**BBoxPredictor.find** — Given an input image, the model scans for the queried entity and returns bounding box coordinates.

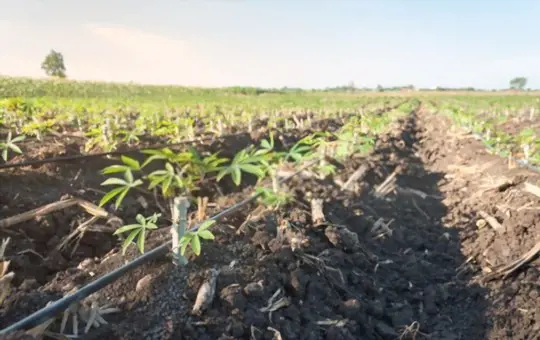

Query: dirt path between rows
[2,106,540,340]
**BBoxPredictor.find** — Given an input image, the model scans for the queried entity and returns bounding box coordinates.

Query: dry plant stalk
[56,216,101,253]
[374,167,400,197]
[478,210,504,234]
[0,237,14,306]
[267,327,283,340]
[197,197,209,222]
[237,205,269,235]
[483,241,540,281]
[311,198,326,226]
[340,164,369,192]
[0,197,108,229]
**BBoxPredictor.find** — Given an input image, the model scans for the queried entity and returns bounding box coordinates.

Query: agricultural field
[0,76,539,340]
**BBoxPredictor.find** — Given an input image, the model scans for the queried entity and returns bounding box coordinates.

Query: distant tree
[509,77,527,90]
[376,84,384,92]
[41,50,66,78]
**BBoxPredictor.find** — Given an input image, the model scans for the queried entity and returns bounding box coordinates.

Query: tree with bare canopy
[41,50,67,78]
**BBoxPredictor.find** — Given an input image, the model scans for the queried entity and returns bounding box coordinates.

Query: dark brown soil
[1,106,540,340]
[0,119,344,287]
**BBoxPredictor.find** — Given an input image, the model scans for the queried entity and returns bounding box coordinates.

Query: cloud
[81,24,223,86]
[85,24,188,60]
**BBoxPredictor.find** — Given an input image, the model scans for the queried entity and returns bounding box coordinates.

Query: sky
[1,0,539,89]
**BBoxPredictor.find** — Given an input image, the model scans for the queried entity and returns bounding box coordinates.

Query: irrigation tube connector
[0,159,318,334]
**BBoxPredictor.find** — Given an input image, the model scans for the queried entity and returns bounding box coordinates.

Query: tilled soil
[1,107,540,340]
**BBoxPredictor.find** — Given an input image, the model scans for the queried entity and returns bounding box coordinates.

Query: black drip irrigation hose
[0,160,316,334]
[0,133,238,170]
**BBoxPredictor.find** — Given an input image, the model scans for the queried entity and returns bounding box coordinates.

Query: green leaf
[121,229,141,255]
[239,164,265,178]
[8,144,22,154]
[102,165,129,174]
[231,167,241,186]
[146,222,158,230]
[198,230,215,240]
[216,169,228,182]
[121,155,140,170]
[101,177,128,186]
[99,186,124,207]
[261,139,271,149]
[135,214,145,225]
[1,148,7,161]
[162,175,173,196]
[114,224,142,234]
[179,234,193,246]
[142,154,164,168]
[198,219,216,232]
[137,229,146,254]
[124,169,134,183]
[115,187,130,209]
[10,135,25,143]
[191,235,201,256]
[180,238,190,256]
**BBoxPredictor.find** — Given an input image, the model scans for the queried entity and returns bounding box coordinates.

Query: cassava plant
[0,131,25,162]
[114,213,160,254]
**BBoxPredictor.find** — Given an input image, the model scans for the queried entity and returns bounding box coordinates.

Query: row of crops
[0,76,538,167]
[424,96,539,167]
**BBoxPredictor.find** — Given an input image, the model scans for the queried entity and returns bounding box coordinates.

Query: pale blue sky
[1,0,539,89]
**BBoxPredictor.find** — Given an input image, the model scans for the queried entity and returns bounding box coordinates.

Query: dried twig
[478,211,504,234]
[0,197,108,229]
[0,238,13,306]
[259,288,289,323]
[237,205,269,235]
[371,218,394,239]
[56,216,100,253]
[374,167,400,197]
[267,327,283,340]
[340,164,369,192]
[197,197,209,222]
[483,241,540,281]
[311,199,326,226]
